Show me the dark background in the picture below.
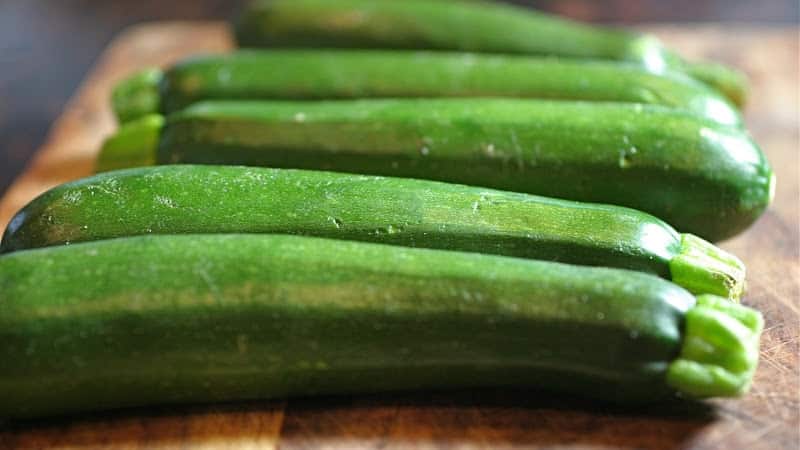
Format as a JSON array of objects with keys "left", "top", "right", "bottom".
[{"left": 1, "top": 0, "right": 797, "bottom": 197}]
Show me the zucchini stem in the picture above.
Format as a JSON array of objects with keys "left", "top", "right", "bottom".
[
  {"left": 681, "top": 60, "right": 748, "bottom": 108},
  {"left": 662, "top": 49, "right": 748, "bottom": 108},
  {"left": 670, "top": 234, "right": 746, "bottom": 301},
  {"left": 666, "top": 294, "right": 763, "bottom": 398},
  {"left": 96, "top": 114, "right": 163, "bottom": 173},
  {"left": 112, "top": 68, "right": 163, "bottom": 124}
]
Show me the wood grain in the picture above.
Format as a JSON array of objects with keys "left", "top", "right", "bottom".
[{"left": 0, "top": 21, "right": 797, "bottom": 450}]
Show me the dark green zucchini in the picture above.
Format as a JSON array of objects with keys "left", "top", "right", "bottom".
[
  {"left": 0, "top": 233, "right": 763, "bottom": 418},
  {"left": 0, "top": 165, "right": 746, "bottom": 299},
  {"left": 97, "top": 99, "right": 774, "bottom": 241},
  {"left": 234, "top": 0, "right": 746, "bottom": 105},
  {"left": 111, "top": 50, "right": 740, "bottom": 126}
]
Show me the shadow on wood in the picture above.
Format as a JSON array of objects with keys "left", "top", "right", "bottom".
[
  {"left": 280, "top": 389, "right": 716, "bottom": 450},
  {"left": 0, "top": 401, "right": 286, "bottom": 449},
  {"left": 0, "top": 390, "right": 715, "bottom": 450}
]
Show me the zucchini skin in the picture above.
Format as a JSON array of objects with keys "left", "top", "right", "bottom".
[
  {"left": 0, "top": 165, "right": 681, "bottom": 277},
  {"left": 0, "top": 234, "right": 694, "bottom": 418},
  {"left": 233, "top": 0, "right": 745, "bottom": 104},
  {"left": 155, "top": 99, "right": 773, "bottom": 242},
  {"left": 114, "top": 50, "right": 740, "bottom": 126}
]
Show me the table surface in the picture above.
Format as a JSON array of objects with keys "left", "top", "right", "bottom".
[{"left": 0, "top": 20, "right": 797, "bottom": 450}]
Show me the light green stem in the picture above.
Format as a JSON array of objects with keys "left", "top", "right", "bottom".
[
  {"left": 96, "top": 114, "right": 163, "bottom": 173},
  {"left": 682, "top": 60, "right": 748, "bottom": 108},
  {"left": 667, "top": 294, "right": 763, "bottom": 398},
  {"left": 112, "top": 68, "right": 163, "bottom": 124},
  {"left": 670, "top": 234, "right": 746, "bottom": 301}
]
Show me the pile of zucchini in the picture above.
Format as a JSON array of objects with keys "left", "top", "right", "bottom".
[{"left": 0, "top": 0, "right": 771, "bottom": 419}]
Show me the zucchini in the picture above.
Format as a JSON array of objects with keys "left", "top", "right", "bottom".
[
  {"left": 111, "top": 50, "right": 740, "bottom": 126},
  {"left": 0, "top": 165, "right": 745, "bottom": 299},
  {"left": 0, "top": 233, "right": 763, "bottom": 418},
  {"left": 234, "top": 0, "right": 746, "bottom": 105},
  {"left": 235, "top": 0, "right": 668, "bottom": 68},
  {"left": 97, "top": 99, "right": 774, "bottom": 242}
]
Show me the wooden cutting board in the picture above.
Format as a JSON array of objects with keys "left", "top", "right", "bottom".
[{"left": 0, "top": 22, "right": 797, "bottom": 450}]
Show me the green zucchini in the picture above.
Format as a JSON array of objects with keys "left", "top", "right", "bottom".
[
  {"left": 234, "top": 0, "right": 746, "bottom": 105},
  {"left": 235, "top": 0, "right": 668, "bottom": 68},
  {"left": 97, "top": 99, "right": 774, "bottom": 242},
  {"left": 0, "top": 165, "right": 746, "bottom": 299},
  {"left": 111, "top": 50, "right": 740, "bottom": 126},
  {"left": 0, "top": 233, "right": 763, "bottom": 418}
]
